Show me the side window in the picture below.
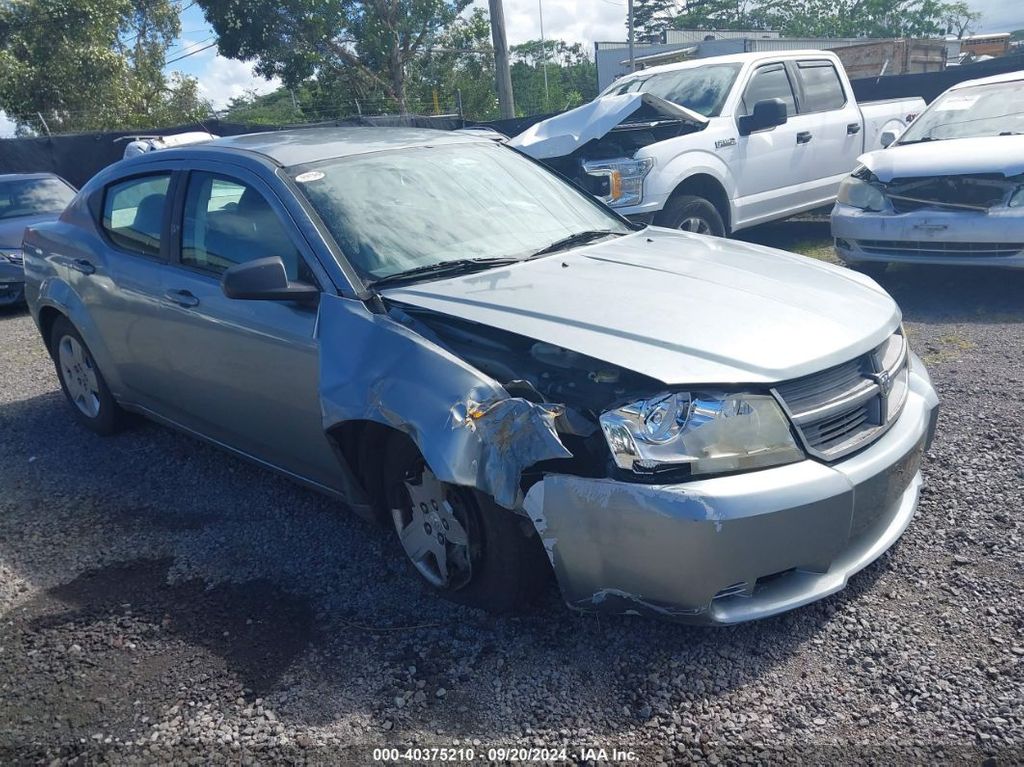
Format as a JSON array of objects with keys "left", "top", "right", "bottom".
[
  {"left": 102, "top": 174, "right": 171, "bottom": 257},
  {"left": 181, "top": 172, "right": 310, "bottom": 282},
  {"left": 797, "top": 61, "right": 847, "bottom": 112},
  {"left": 741, "top": 64, "right": 797, "bottom": 116}
]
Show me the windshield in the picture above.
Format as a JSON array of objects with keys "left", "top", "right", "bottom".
[
  {"left": 292, "top": 142, "right": 630, "bottom": 282},
  {"left": 898, "top": 80, "right": 1024, "bottom": 144},
  {"left": 601, "top": 63, "right": 741, "bottom": 116},
  {"left": 0, "top": 177, "right": 76, "bottom": 221}
]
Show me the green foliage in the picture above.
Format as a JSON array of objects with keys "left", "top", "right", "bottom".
[
  {"left": 0, "top": 0, "right": 210, "bottom": 134},
  {"left": 510, "top": 40, "right": 597, "bottom": 116},
  {"left": 196, "top": 0, "right": 471, "bottom": 112}
]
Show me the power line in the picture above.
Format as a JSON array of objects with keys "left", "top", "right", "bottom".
[{"left": 164, "top": 40, "right": 216, "bottom": 64}]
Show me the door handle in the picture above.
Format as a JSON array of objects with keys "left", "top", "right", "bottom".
[
  {"left": 796, "top": 131, "right": 813, "bottom": 144},
  {"left": 847, "top": 122, "right": 862, "bottom": 135},
  {"left": 164, "top": 289, "right": 200, "bottom": 308},
  {"left": 70, "top": 258, "right": 96, "bottom": 275}
]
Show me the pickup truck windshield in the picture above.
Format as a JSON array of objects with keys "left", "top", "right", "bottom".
[
  {"left": 0, "top": 177, "right": 76, "bottom": 221},
  {"left": 602, "top": 64, "right": 741, "bottom": 117},
  {"left": 898, "top": 81, "right": 1024, "bottom": 144},
  {"left": 292, "top": 142, "right": 630, "bottom": 282}
]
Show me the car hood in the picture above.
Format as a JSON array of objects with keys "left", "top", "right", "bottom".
[
  {"left": 0, "top": 212, "right": 60, "bottom": 249},
  {"left": 508, "top": 93, "right": 707, "bottom": 160},
  {"left": 860, "top": 135, "right": 1024, "bottom": 181},
  {"left": 382, "top": 228, "right": 900, "bottom": 386}
]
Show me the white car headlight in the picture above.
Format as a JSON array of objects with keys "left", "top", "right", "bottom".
[
  {"left": 1, "top": 249, "right": 23, "bottom": 265},
  {"left": 837, "top": 175, "right": 887, "bottom": 212},
  {"left": 583, "top": 157, "right": 654, "bottom": 208},
  {"left": 600, "top": 391, "right": 804, "bottom": 476}
]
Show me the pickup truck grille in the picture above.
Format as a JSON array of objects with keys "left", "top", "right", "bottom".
[
  {"left": 775, "top": 333, "right": 909, "bottom": 461},
  {"left": 857, "top": 240, "right": 1024, "bottom": 259}
]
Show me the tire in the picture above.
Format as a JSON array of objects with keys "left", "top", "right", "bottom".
[
  {"left": 847, "top": 261, "right": 889, "bottom": 281},
  {"left": 50, "top": 316, "right": 124, "bottom": 436},
  {"left": 656, "top": 194, "right": 726, "bottom": 237},
  {"left": 378, "top": 437, "right": 548, "bottom": 613}
]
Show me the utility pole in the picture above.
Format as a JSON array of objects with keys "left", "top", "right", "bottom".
[
  {"left": 489, "top": 0, "right": 516, "bottom": 119},
  {"left": 627, "top": 0, "right": 635, "bottom": 72},
  {"left": 538, "top": 0, "right": 549, "bottom": 110}
]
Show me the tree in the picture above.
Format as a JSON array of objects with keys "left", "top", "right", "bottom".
[
  {"left": 196, "top": 0, "right": 472, "bottom": 113},
  {"left": 940, "top": 1, "right": 981, "bottom": 38},
  {"left": 510, "top": 39, "right": 597, "bottom": 115},
  {"left": 631, "top": 0, "right": 679, "bottom": 42},
  {"left": 0, "top": 0, "right": 209, "bottom": 134}
]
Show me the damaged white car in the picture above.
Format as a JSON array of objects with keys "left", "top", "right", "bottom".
[
  {"left": 511, "top": 50, "right": 922, "bottom": 237},
  {"left": 23, "top": 128, "right": 938, "bottom": 624},
  {"left": 833, "top": 71, "right": 1024, "bottom": 275}
]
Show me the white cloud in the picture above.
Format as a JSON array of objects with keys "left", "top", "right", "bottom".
[
  {"left": 192, "top": 52, "right": 281, "bottom": 110},
  {"left": 473, "top": 0, "right": 626, "bottom": 48},
  {"left": 0, "top": 111, "right": 16, "bottom": 138}
]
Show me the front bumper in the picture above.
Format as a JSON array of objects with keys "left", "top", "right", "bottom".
[
  {"left": 831, "top": 203, "right": 1024, "bottom": 268},
  {"left": 523, "top": 352, "right": 939, "bottom": 624},
  {"left": 0, "top": 262, "right": 25, "bottom": 306}
]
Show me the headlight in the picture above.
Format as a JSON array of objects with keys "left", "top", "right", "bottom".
[
  {"left": 582, "top": 157, "right": 654, "bottom": 208},
  {"left": 600, "top": 391, "right": 804, "bottom": 476},
  {"left": 1, "top": 249, "right": 23, "bottom": 265},
  {"left": 837, "top": 176, "right": 887, "bottom": 211}
]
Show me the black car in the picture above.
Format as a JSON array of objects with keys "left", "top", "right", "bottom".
[{"left": 0, "top": 173, "right": 77, "bottom": 306}]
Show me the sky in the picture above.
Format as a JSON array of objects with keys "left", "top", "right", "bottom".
[{"left": 1, "top": 0, "right": 1022, "bottom": 137}]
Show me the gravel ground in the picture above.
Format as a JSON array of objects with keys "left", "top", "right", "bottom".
[{"left": 1, "top": 260, "right": 1023, "bottom": 765}]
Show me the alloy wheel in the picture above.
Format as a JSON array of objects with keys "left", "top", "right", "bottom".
[
  {"left": 58, "top": 335, "right": 101, "bottom": 419},
  {"left": 679, "top": 216, "right": 712, "bottom": 234}
]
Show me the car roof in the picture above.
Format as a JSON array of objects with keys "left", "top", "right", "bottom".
[
  {"left": 609, "top": 49, "right": 837, "bottom": 84},
  {"left": 175, "top": 126, "right": 485, "bottom": 168},
  {"left": 0, "top": 172, "right": 65, "bottom": 182},
  {"left": 949, "top": 69, "right": 1024, "bottom": 91}
]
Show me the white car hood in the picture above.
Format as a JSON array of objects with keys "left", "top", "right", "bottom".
[
  {"left": 508, "top": 93, "right": 707, "bottom": 160},
  {"left": 383, "top": 228, "right": 900, "bottom": 386},
  {"left": 860, "top": 135, "right": 1024, "bottom": 181}
]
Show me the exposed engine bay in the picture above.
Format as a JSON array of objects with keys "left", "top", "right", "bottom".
[{"left": 883, "top": 173, "right": 1024, "bottom": 213}]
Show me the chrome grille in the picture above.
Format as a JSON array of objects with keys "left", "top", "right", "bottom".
[
  {"left": 857, "top": 240, "right": 1023, "bottom": 259},
  {"left": 776, "top": 333, "right": 909, "bottom": 461}
]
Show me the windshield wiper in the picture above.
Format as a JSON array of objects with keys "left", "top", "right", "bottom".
[
  {"left": 368, "top": 257, "right": 520, "bottom": 288},
  {"left": 528, "top": 229, "right": 626, "bottom": 258},
  {"left": 897, "top": 136, "right": 939, "bottom": 146}
]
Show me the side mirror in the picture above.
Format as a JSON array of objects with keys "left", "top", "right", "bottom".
[
  {"left": 880, "top": 128, "right": 902, "bottom": 148},
  {"left": 738, "top": 98, "right": 788, "bottom": 136},
  {"left": 221, "top": 256, "right": 319, "bottom": 303}
]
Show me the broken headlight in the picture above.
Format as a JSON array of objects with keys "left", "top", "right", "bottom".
[
  {"left": 600, "top": 392, "right": 804, "bottom": 476},
  {"left": 837, "top": 175, "right": 887, "bottom": 212},
  {"left": 583, "top": 157, "right": 654, "bottom": 208}
]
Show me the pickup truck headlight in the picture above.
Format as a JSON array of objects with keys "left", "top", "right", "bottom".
[
  {"left": 582, "top": 157, "right": 654, "bottom": 208},
  {"left": 600, "top": 391, "right": 804, "bottom": 475},
  {"left": 837, "top": 176, "right": 887, "bottom": 212}
]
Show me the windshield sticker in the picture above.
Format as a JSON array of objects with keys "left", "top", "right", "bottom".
[
  {"left": 936, "top": 94, "right": 980, "bottom": 111},
  {"left": 294, "top": 170, "right": 325, "bottom": 183}
]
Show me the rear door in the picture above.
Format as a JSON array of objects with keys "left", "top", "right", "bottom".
[
  {"left": 790, "top": 58, "right": 864, "bottom": 202},
  {"left": 731, "top": 62, "right": 817, "bottom": 227},
  {"left": 150, "top": 162, "right": 344, "bottom": 490}
]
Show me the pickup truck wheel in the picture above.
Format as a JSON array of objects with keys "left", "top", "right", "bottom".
[
  {"left": 657, "top": 195, "right": 726, "bottom": 237},
  {"left": 50, "top": 317, "right": 124, "bottom": 436},
  {"left": 383, "top": 439, "right": 548, "bottom": 613}
]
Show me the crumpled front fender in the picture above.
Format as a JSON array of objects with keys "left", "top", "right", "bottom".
[{"left": 317, "top": 295, "right": 571, "bottom": 508}]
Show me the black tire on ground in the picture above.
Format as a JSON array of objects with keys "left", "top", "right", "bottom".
[
  {"left": 656, "top": 194, "right": 727, "bottom": 237},
  {"left": 847, "top": 261, "right": 889, "bottom": 281},
  {"left": 50, "top": 316, "right": 124, "bottom": 436},
  {"left": 377, "top": 436, "right": 549, "bottom": 614}
]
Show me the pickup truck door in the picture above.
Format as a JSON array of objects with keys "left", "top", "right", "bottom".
[
  {"left": 731, "top": 62, "right": 819, "bottom": 228},
  {"left": 788, "top": 59, "right": 864, "bottom": 204}
]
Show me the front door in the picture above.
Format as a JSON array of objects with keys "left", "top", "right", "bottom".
[{"left": 149, "top": 164, "right": 343, "bottom": 491}]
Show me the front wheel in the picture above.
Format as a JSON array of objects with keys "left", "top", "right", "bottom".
[
  {"left": 382, "top": 439, "right": 548, "bottom": 613},
  {"left": 656, "top": 195, "right": 726, "bottom": 237}
]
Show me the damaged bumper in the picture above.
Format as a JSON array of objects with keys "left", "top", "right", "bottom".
[
  {"left": 523, "top": 353, "right": 939, "bottom": 624},
  {"left": 832, "top": 203, "right": 1024, "bottom": 268}
]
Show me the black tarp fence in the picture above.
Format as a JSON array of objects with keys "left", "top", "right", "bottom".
[
  {"left": 0, "top": 114, "right": 464, "bottom": 189},
  {"left": 851, "top": 54, "right": 1024, "bottom": 105}
]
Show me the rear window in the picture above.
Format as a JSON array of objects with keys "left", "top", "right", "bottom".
[
  {"left": 797, "top": 61, "right": 847, "bottom": 112},
  {"left": 0, "top": 177, "right": 76, "bottom": 221}
]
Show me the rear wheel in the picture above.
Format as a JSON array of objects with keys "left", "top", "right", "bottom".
[
  {"left": 380, "top": 438, "right": 548, "bottom": 613},
  {"left": 656, "top": 194, "right": 726, "bottom": 237},
  {"left": 50, "top": 317, "right": 124, "bottom": 436}
]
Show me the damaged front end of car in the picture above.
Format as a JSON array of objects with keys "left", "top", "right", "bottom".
[{"left": 509, "top": 93, "right": 707, "bottom": 209}]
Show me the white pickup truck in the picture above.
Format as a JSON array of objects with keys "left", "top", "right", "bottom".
[{"left": 510, "top": 50, "right": 924, "bottom": 237}]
